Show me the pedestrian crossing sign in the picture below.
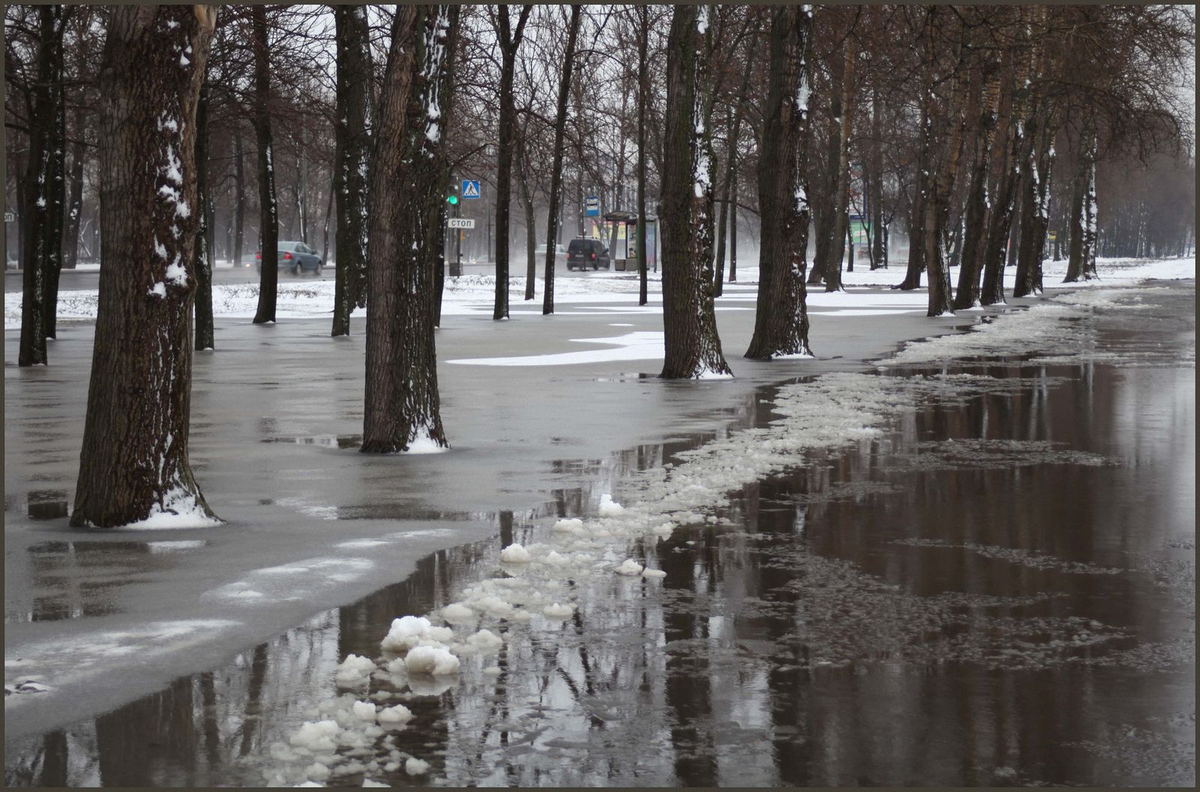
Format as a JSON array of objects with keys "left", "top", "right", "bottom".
[{"left": 462, "top": 180, "right": 481, "bottom": 199}]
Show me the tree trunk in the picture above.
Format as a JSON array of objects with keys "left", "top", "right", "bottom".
[
  {"left": 71, "top": 5, "right": 218, "bottom": 528},
  {"left": 713, "top": 113, "right": 731, "bottom": 298},
  {"left": 1014, "top": 107, "right": 1057, "bottom": 297},
  {"left": 728, "top": 165, "right": 738, "bottom": 282},
  {"left": 713, "top": 45, "right": 757, "bottom": 295},
  {"left": 331, "top": 5, "right": 372, "bottom": 336},
  {"left": 63, "top": 106, "right": 86, "bottom": 270},
  {"left": 233, "top": 127, "right": 245, "bottom": 266},
  {"left": 869, "top": 89, "right": 884, "bottom": 269},
  {"left": 1064, "top": 115, "right": 1098, "bottom": 282},
  {"left": 194, "top": 80, "right": 215, "bottom": 351},
  {"left": 895, "top": 53, "right": 933, "bottom": 292},
  {"left": 637, "top": 5, "right": 649, "bottom": 306},
  {"left": 924, "top": 44, "right": 969, "bottom": 317},
  {"left": 659, "top": 5, "right": 731, "bottom": 380},
  {"left": 825, "top": 35, "right": 855, "bottom": 293},
  {"left": 745, "top": 7, "right": 812, "bottom": 360},
  {"left": 19, "top": 5, "right": 64, "bottom": 364},
  {"left": 952, "top": 63, "right": 995, "bottom": 310},
  {"left": 493, "top": 5, "right": 532, "bottom": 322},
  {"left": 361, "top": 6, "right": 457, "bottom": 454},
  {"left": 542, "top": 4, "right": 581, "bottom": 316},
  {"left": 42, "top": 8, "right": 67, "bottom": 340},
  {"left": 518, "top": 122, "right": 537, "bottom": 300},
  {"left": 251, "top": 5, "right": 279, "bottom": 324}
]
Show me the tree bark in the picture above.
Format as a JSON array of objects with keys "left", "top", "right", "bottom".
[
  {"left": 659, "top": 5, "right": 732, "bottom": 380},
  {"left": 63, "top": 106, "right": 86, "bottom": 271},
  {"left": 194, "top": 80, "right": 215, "bottom": 351},
  {"left": 745, "top": 7, "right": 812, "bottom": 360},
  {"left": 924, "top": 36, "right": 969, "bottom": 317},
  {"left": 636, "top": 5, "right": 649, "bottom": 307},
  {"left": 825, "top": 35, "right": 855, "bottom": 293},
  {"left": 542, "top": 4, "right": 581, "bottom": 316},
  {"left": 19, "top": 5, "right": 64, "bottom": 365},
  {"left": 42, "top": 7, "right": 67, "bottom": 340},
  {"left": 492, "top": 5, "right": 532, "bottom": 321},
  {"left": 952, "top": 62, "right": 996, "bottom": 310},
  {"left": 518, "top": 121, "right": 537, "bottom": 300},
  {"left": 361, "top": 6, "right": 456, "bottom": 454},
  {"left": 1064, "top": 114, "right": 1098, "bottom": 283},
  {"left": 1014, "top": 106, "right": 1057, "bottom": 297},
  {"left": 331, "top": 5, "right": 372, "bottom": 336},
  {"left": 71, "top": 5, "right": 218, "bottom": 528},
  {"left": 251, "top": 5, "right": 279, "bottom": 324},
  {"left": 233, "top": 126, "right": 245, "bottom": 266},
  {"left": 894, "top": 47, "right": 934, "bottom": 292}
]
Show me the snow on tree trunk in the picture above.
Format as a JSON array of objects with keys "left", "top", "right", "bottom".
[
  {"left": 251, "top": 5, "right": 279, "bottom": 324},
  {"left": 746, "top": 6, "right": 813, "bottom": 360},
  {"left": 542, "top": 4, "right": 581, "bottom": 316},
  {"left": 636, "top": 5, "right": 649, "bottom": 307},
  {"left": 72, "top": 5, "right": 218, "bottom": 529},
  {"left": 361, "top": 5, "right": 456, "bottom": 454},
  {"left": 332, "top": 4, "right": 372, "bottom": 337},
  {"left": 659, "top": 5, "right": 732, "bottom": 380}
]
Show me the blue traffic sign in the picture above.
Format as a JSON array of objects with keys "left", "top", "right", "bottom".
[
  {"left": 585, "top": 195, "right": 600, "bottom": 217},
  {"left": 462, "top": 180, "right": 481, "bottom": 199}
]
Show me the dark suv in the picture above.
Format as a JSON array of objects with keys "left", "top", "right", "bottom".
[{"left": 567, "top": 238, "right": 610, "bottom": 271}]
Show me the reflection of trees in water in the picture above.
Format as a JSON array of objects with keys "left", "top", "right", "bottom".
[{"left": 7, "top": 358, "right": 1191, "bottom": 786}]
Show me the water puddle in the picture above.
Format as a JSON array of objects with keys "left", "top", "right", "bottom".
[{"left": 4, "top": 284, "right": 1194, "bottom": 786}]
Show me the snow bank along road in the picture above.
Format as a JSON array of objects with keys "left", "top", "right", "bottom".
[{"left": 3, "top": 256, "right": 1193, "bottom": 745}]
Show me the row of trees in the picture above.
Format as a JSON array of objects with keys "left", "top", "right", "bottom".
[{"left": 3, "top": 4, "right": 1193, "bottom": 528}]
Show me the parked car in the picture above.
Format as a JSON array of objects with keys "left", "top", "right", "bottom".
[
  {"left": 566, "top": 238, "right": 610, "bottom": 271},
  {"left": 256, "top": 241, "right": 323, "bottom": 276},
  {"left": 536, "top": 243, "right": 567, "bottom": 268}
]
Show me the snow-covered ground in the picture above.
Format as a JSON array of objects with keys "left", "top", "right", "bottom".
[{"left": 5, "top": 256, "right": 1193, "bottom": 330}]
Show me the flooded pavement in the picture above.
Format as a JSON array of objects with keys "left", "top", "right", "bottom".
[{"left": 5, "top": 281, "right": 1194, "bottom": 787}]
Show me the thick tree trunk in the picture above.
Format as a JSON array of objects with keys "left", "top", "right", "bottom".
[
  {"left": 659, "top": 5, "right": 731, "bottom": 380},
  {"left": 636, "top": 5, "right": 649, "bottom": 306},
  {"left": 361, "top": 6, "right": 456, "bottom": 454},
  {"left": 493, "top": 5, "right": 531, "bottom": 321},
  {"left": 71, "top": 5, "right": 218, "bottom": 528},
  {"left": 745, "top": 7, "right": 812, "bottom": 360},
  {"left": 825, "top": 36, "right": 855, "bottom": 293},
  {"left": 251, "top": 5, "right": 279, "bottom": 324},
  {"left": 542, "top": 4, "right": 581, "bottom": 316},
  {"left": 194, "top": 81, "right": 215, "bottom": 351},
  {"left": 331, "top": 5, "right": 371, "bottom": 336}
]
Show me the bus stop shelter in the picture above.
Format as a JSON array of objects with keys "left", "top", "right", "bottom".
[{"left": 601, "top": 211, "right": 657, "bottom": 272}]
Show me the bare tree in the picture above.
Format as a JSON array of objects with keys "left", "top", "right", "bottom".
[
  {"left": 541, "top": 3, "right": 581, "bottom": 316},
  {"left": 250, "top": 4, "right": 279, "bottom": 324},
  {"left": 71, "top": 5, "right": 217, "bottom": 528},
  {"left": 659, "top": 5, "right": 731, "bottom": 380},
  {"left": 331, "top": 5, "right": 371, "bottom": 337},
  {"left": 745, "top": 6, "right": 812, "bottom": 360},
  {"left": 361, "top": 5, "right": 458, "bottom": 453}
]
